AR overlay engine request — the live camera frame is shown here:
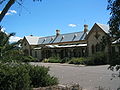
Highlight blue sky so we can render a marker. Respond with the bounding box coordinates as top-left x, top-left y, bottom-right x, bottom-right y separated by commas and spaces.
0, 0, 110, 41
